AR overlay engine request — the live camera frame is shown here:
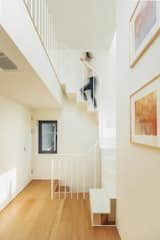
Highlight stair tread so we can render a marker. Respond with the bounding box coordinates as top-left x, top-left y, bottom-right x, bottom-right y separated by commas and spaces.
89, 189, 111, 214
55, 185, 70, 192
53, 192, 89, 200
